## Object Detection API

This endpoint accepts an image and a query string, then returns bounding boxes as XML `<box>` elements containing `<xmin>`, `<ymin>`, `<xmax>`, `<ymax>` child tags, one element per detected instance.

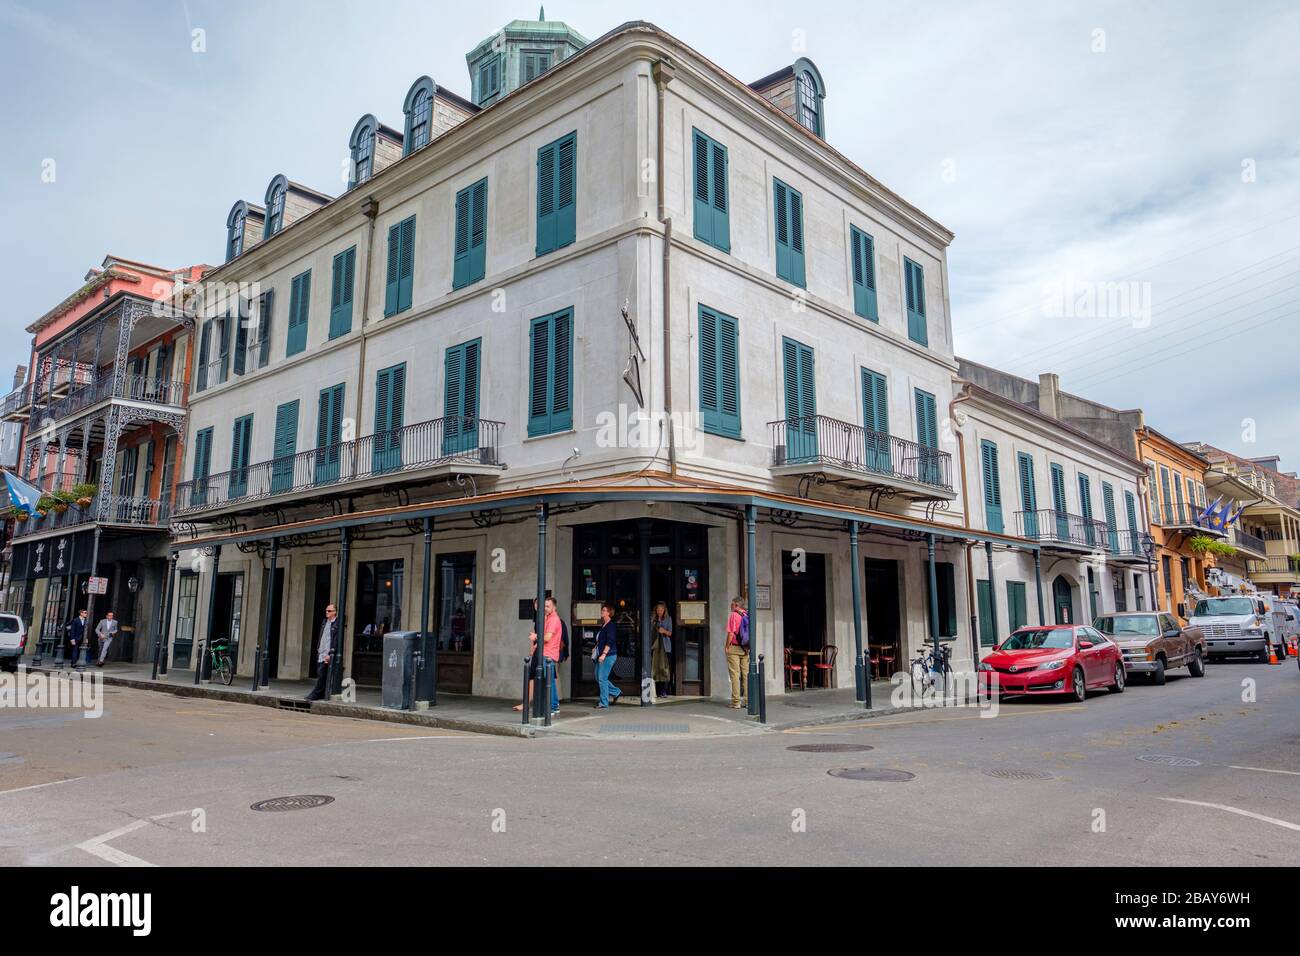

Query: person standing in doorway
<box><xmin>305</xmin><ymin>603</ymin><xmax>340</xmax><ymax>701</ymax></box>
<box><xmin>94</xmin><ymin>611</ymin><xmax>119</xmax><ymax>666</ymax></box>
<box><xmin>651</xmin><ymin>600</ymin><xmax>673</xmax><ymax>698</ymax></box>
<box><xmin>66</xmin><ymin>608</ymin><xmax>88</xmax><ymax>668</ymax></box>
<box><xmin>594</xmin><ymin>602</ymin><xmax>621</xmax><ymax>708</ymax></box>
<box><xmin>528</xmin><ymin>596</ymin><xmax>563</xmax><ymax>715</ymax></box>
<box><xmin>725</xmin><ymin>596</ymin><xmax>749</xmax><ymax>709</ymax></box>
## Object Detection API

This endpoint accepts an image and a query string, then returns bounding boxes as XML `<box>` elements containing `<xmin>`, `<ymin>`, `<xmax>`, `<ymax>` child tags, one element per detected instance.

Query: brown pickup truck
<box><xmin>1092</xmin><ymin>611</ymin><xmax>1207</xmax><ymax>685</ymax></box>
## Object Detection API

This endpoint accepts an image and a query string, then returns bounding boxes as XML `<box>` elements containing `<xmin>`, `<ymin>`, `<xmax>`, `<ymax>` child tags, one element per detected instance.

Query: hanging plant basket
<box><xmin>53</xmin><ymin>502</ymin><xmax>69</xmax><ymax>514</ymax></box>
<box><xmin>13</xmin><ymin>511</ymin><xmax>27</xmax><ymax>523</ymax></box>
<box><xmin>71</xmin><ymin>483</ymin><xmax>98</xmax><ymax>508</ymax></box>
<box><xmin>76</xmin><ymin>497</ymin><xmax>93</xmax><ymax>507</ymax></box>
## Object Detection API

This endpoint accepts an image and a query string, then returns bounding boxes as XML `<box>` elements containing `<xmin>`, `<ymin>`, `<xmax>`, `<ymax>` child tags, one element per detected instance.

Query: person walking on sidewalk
<box><xmin>725</xmin><ymin>596</ymin><xmax>750</xmax><ymax>709</ymax></box>
<box><xmin>66</xmin><ymin>609</ymin><xmax>88</xmax><ymax>668</ymax></box>
<box><xmin>305</xmin><ymin>604</ymin><xmax>340</xmax><ymax>701</ymax></box>
<box><xmin>594</xmin><ymin>602</ymin><xmax>622</xmax><ymax>708</ymax></box>
<box><xmin>94</xmin><ymin>611</ymin><xmax>119</xmax><ymax>666</ymax></box>
<box><xmin>651</xmin><ymin>600</ymin><xmax>673</xmax><ymax>698</ymax></box>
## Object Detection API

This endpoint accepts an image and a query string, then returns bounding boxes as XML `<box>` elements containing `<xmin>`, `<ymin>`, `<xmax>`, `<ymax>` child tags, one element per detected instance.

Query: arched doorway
<box><xmin>1053</xmin><ymin>575</ymin><xmax>1076</xmax><ymax>625</ymax></box>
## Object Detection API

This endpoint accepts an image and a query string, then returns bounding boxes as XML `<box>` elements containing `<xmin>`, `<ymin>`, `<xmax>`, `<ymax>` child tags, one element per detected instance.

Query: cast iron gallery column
<box><xmin>330</xmin><ymin>527</ymin><xmax>351</xmax><ymax>697</ymax></box>
<box><xmin>254</xmin><ymin>537</ymin><xmax>278</xmax><ymax>691</ymax></box>
<box><xmin>533</xmin><ymin>503</ymin><xmax>549</xmax><ymax>724</ymax></box>
<box><xmin>746</xmin><ymin>505</ymin><xmax>759</xmax><ymax>716</ymax></box>
<box><xmin>849</xmin><ymin>520</ymin><xmax>868</xmax><ymax>707</ymax></box>
<box><xmin>639</xmin><ymin>518</ymin><xmax>652</xmax><ymax>706</ymax></box>
<box><xmin>151</xmin><ymin>551</ymin><xmax>177</xmax><ymax>679</ymax></box>
<box><xmin>195</xmin><ymin>544</ymin><xmax>222</xmax><ymax>684</ymax></box>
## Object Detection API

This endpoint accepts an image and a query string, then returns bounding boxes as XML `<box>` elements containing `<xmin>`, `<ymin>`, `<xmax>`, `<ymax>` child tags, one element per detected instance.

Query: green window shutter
<box><xmin>191</xmin><ymin>427</ymin><xmax>213</xmax><ymax>505</ymax></box>
<box><xmin>527</xmin><ymin>309</ymin><xmax>574</xmax><ymax>436</ymax></box>
<box><xmin>229</xmin><ymin>414</ymin><xmax>253</xmax><ymax>497</ymax></box>
<box><xmin>373</xmin><ymin>363</ymin><xmax>406</xmax><ymax>472</ymax></box>
<box><xmin>314</xmin><ymin>384</ymin><xmax>344</xmax><ymax>484</ymax></box>
<box><xmin>233</xmin><ymin>304</ymin><xmax>248</xmax><ymax>376</ymax></box>
<box><xmin>1017</xmin><ymin>452</ymin><xmax>1039</xmax><ymax>538</ymax></box>
<box><xmin>1050</xmin><ymin>462</ymin><xmax>1068</xmax><ymax>539</ymax></box>
<box><xmin>398</xmin><ymin>216</ymin><xmax>415</xmax><ymax>312</ymax></box>
<box><xmin>454</xmin><ymin>179</ymin><xmax>488</xmax><ymax>289</ymax></box>
<box><xmin>1078</xmin><ymin>473</ymin><xmax>1095</xmax><ymax>545</ymax></box>
<box><xmin>258</xmin><ymin>290</ymin><xmax>275</xmax><ymax>368</ymax></box>
<box><xmin>781</xmin><ymin>337</ymin><xmax>817</xmax><ymax>462</ymax></box>
<box><xmin>981</xmin><ymin>439</ymin><xmax>1003</xmax><ymax>533</ymax></box>
<box><xmin>925</xmin><ymin>562</ymin><xmax>958</xmax><ymax>637</ymax></box>
<box><xmin>286</xmin><ymin>270</ymin><xmax>310</xmax><ymax>356</ymax></box>
<box><xmin>1103</xmin><ymin>482</ymin><xmax>1119</xmax><ymax>553</ymax></box>
<box><xmin>384</xmin><ymin>222</ymin><xmax>401</xmax><ymax>316</ymax></box>
<box><xmin>860</xmin><ymin>367</ymin><xmax>889</xmax><ymax>472</ymax></box>
<box><xmin>1125</xmin><ymin>491</ymin><xmax>1139</xmax><ymax>537</ymax></box>
<box><xmin>443</xmin><ymin>340</ymin><xmax>481</xmax><ymax>455</ymax></box>
<box><xmin>905</xmin><ymin>258</ymin><xmax>928</xmax><ymax>346</ymax></box>
<box><xmin>977</xmin><ymin>580</ymin><xmax>995</xmax><ymax>647</ymax></box>
<box><xmin>1007</xmin><ymin>581</ymin><xmax>1028</xmax><ymax>632</ymax></box>
<box><xmin>692</xmin><ymin>130</ymin><xmax>730</xmax><ymax>253</ymax></box>
<box><xmin>196</xmin><ymin>321</ymin><xmax>211</xmax><ymax>391</ymax></box>
<box><xmin>217</xmin><ymin>314</ymin><xmax>231</xmax><ymax>382</ymax></box>
<box><xmin>698</xmin><ymin>306</ymin><xmax>741</xmax><ymax>438</ymax></box>
<box><xmin>329</xmin><ymin>247</ymin><xmax>356</xmax><ymax>338</ymax></box>
<box><xmin>271</xmin><ymin>400</ymin><xmax>298</xmax><ymax>494</ymax></box>
<box><xmin>774</xmin><ymin>179</ymin><xmax>805</xmax><ymax>287</ymax></box>
<box><xmin>850</xmin><ymin>226</ymin><xmax>878</xmax><ymax>321</ymax></box>
<box><xmin>914</xmin><ymin>389</ymin><xmax>937</xmax><ymax>448</ymax></box>
<box><xmin>536</xmin><ymin>133</ymin><xmax>577</xmax><ymax>256</ymax></box>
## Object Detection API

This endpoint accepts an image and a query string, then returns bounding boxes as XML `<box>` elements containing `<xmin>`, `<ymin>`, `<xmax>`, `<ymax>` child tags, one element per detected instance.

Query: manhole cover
<box><xmin>787</xmin><ymin>743</ymin><xmax>874</xmax><ymax>753</ymax></box>
<box><xmin>828</xmin><ymin>767</ymin><xmax>914</xmax><ymax>782</ymax></box>
<box><xmin>1137</xmin><ymin>754</ymin><xmax>1202</xmax><ymax>767</ymax></box>
<box><xmin>983</xmin><ymin>769</ymin><xmax>1053</xmax><ymax>780</ymax></box>
<box><xmin>250</xmin><ymin>794</ymin><xmax>336</xmax><ymax>812</ymax></box>
<box><xmin>599</xmin><ymin>723</ymin><xmax>691</xmax><ymax>734</ymax></box>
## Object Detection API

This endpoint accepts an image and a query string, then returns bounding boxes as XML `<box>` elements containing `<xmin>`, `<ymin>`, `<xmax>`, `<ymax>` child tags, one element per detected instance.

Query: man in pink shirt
<box><xmin>529</xmin><ymin>596</ymin><xmax>563</xmax><ymax>714</ymax></box>
<box><xmin>725</xmin><ymin>595</ymin><xmax>749</xmax><ymax>709</ymax></box>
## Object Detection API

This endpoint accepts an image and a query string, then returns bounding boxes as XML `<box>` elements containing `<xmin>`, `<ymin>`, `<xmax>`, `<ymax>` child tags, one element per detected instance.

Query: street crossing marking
<box><xmin>76</xmin><ymin>809</ymin><xmax>198</xmax><ymax>867</ymax></box>
<box><xmin>1228</xmin><ymin>765</ymin><xmax>1300</xmax><ymax>776</ymax></box>
<box><xmin>0</xmin><ymin>776</ymin><xmax>85</xmax><ymax>797</ymax></box>
<box><xmin>1160</xmin><ymin>797</ymin><xmax>1300</xmax><ymax>832</ymax></box>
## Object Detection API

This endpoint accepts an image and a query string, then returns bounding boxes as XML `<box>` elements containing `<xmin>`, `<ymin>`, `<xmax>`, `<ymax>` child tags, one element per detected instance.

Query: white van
<box><xmin>1190</xmin><ymin>595</ymin><xmax>1275</xmax><ymax>662</ymax></box>
<box><xmin>0</xmin><ymin>612</ymin><xmax>26</xmax><ymax>672</ymax></box>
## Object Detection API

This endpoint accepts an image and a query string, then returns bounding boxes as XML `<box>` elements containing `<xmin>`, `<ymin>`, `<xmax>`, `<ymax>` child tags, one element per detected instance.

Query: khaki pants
<box><xmin>726</xmin><ymin>644</ymin><xmax>749</xmax><ymax>706</ymax></box>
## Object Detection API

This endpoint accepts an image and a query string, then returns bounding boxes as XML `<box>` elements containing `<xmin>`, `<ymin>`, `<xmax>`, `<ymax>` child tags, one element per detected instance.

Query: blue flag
<box><xmin>3</xmin><ymin>470</ymin><xmax>44</xmax><ymax>515</ymax></box>
<box><xmin>1197</xmin><ymin>495</ymin><xmax>1224</xmax><ymax>528</ymax></box>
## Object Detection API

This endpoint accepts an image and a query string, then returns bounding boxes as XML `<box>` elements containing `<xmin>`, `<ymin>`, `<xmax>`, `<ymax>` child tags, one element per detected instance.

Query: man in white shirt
<box><xmin>95</xmin><ymin>611</ymin><xmax>119</xmax><ymax>666</ymax></box>
<box><xmin>305</xmin><ymin>604</ymin><xmax>339</xmax><ymax>701</ymax></box>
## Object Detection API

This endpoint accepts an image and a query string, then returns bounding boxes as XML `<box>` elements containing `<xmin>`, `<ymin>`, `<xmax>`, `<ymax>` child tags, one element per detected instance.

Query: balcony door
<box><xmin>782</xmin><ymin>338</ymin><xmax>817</xmax><ymax>464</ymax></box>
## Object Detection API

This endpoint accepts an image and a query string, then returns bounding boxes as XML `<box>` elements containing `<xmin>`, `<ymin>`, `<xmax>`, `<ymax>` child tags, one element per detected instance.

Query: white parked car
<box><xmin>0</xmin><ymin>612</ymin><xmax>26</xmax><ymax>672</ymax></box>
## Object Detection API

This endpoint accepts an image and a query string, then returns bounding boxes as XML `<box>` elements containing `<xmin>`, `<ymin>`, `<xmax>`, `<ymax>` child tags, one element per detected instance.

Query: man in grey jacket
<box><xmin>304</xmin><ymin>604</ymin><xmax>340</xmax><ymax>701</ymax></box>
<box><xmin>95</xmin><ymin>611</ymin><xmax>119</xmax><ymax>666</ymax></box>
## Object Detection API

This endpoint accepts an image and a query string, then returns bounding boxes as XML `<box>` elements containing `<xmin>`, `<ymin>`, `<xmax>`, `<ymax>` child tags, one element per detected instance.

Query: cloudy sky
<box><xmin>2</xmin><ymin>0</ymin><xmax>1297</xmax><ymax>468</ymax></box>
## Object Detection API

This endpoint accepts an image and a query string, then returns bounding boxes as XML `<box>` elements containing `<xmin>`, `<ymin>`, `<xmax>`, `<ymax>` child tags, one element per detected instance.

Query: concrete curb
<box><xmin>30</xmin><ymin>666</ymin><xmax>534</xmax><ymax>739</ymax></box>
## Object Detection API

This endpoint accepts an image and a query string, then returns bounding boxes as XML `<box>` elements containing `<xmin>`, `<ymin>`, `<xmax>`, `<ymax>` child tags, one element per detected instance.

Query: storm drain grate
<box><xmin>250</xmin><ymin>794</ymin><xmax>335</xmax><ymax>812</ymax></box>
<box><xmin>983</xmin><ymin>769</ymin><xmax>1053</xmax><ymax>780</ymax></box>
<box><xmin>787</xmin><ymin>743</ymin><xmax>875</xmax><ymax>753</ymax></box>
<box><xmin>828</xmin><ymin>767</ymin><xmax>915</xmax><ymax>782</ymax></box>
<box><xmin>599</xmin><ymin>723</ymin><xmax>691</xmax><ymax>734</ymax></box>
<box><xmin>1137</xmin><ymin>754</ymin><xmax>1202</xmax><ymax>767</ymax></box>
<box><xmin>278</xmin><ymin>698</ymin><xmax>313</xmax><ymax>713</ymax></box>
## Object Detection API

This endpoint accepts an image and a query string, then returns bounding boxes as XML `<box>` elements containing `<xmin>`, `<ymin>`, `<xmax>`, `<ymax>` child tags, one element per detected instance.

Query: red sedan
<box><xmin>977</xmin><ymin>624</ymin><xmax>1125</xmax><ymax>701</ymax></box>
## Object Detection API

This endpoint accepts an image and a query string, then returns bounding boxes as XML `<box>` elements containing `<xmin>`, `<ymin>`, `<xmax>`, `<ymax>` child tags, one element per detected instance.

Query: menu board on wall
<box><xmin>677</xmin><ymin>601</ymin><xmax>707</xmax><ymax>625</ymax></box>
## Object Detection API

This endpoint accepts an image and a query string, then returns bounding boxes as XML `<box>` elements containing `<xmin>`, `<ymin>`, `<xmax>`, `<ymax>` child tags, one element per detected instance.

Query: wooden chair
<box><xmin>879</xmin><ymin>645</ymin><xmax>896</xmax><ymax>680</ymax></box>
<box><xmin>812</xmin><ymin>644</ymin><xmax>838</xmax><ymax>688</ymax></box>
<box><xmin>784</xmin><ymin>647</ymin><xmax>806</xmax><ymax>691</ymax></box>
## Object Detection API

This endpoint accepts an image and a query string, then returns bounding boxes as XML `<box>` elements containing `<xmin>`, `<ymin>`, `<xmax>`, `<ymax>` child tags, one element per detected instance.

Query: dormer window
<box><xmin>264</xmin><ymin>176</ymin><xmax>287</xmax><ymax>238</ymax></box>
<box><xmin>797</xmin><ymin>71</ymin><xmax>821</xmax><ymax>136</ymax></box>
<box><xmin>402</xmin><ymin>77</ymin><xmax>436</xmax><ymax>155</ymax></box>
<box><xmin>349</xmin><ymin>116</ymin><xmax>377</xmax><ymax>188</ymax></box>
<box><xmin>225</xmin><ymin>201</ymin><xmax>248</xmax><ymax>263</ymax></box>
<box><xmin>477</xmin><ymin>56</ymin><xmax>501</xmax><ymax>104</ymax></box>
<box><xmin>522</xmin><ymin>50</ymin><xmax>552</xmax><ymax>83</ymax></box>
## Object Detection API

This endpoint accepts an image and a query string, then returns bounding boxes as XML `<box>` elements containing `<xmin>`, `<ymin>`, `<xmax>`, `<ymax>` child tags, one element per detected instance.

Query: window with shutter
<box><xmin>691</xmin><ymin>129</ymin><xmax>730</xmax><ymax>253</ymax></box>
<box><xmin>1125</xmin><ymin>491</ymin><xmax>1139</xmax><ymax>545</ymax></box>
<box><xmin>454</xmin><ymin>178</ymin><xmax>488</xmax><ymax>289</ymax></box>
<box><xmin>698</xmin><ymin>305</ymin><xmax>740</xmax><ymax>439</ymax></box>
<box><xmin>314</xmin><ymin>384</ymin><xmax>345</xmax><ymax>485</ymax></box>
<box><xmin>1158</xmin><ymin>466</ymin><xmax>1172</xmax><ymax>524</ymax></box>
<box><xmin>850</xmin><ymin>226</ymin><xmax>878</xmax><ymax>321</ymax></box>
<box><xmin>329</xmin><ymin>246</ymin><xmax>356</xmax><ymax>339</ymax></box>
<box><xmin>536</xmin><ymin>132</ymin><xmax>577</xmax><ymax>256</ymax></box>
<box><xmin>1007</xmin><ymin>581</ymin><xmax>1028</xmax><ymax>631</ymax></box>
<box><xmin>861</xmin><ymin>368</ymin><xmax>889</xmax><ymax>472</ymax></box>
<box><xmin>286</xmin><ymin>270</ymin><xmax>311</xmax><ymax>356</ymax></box>
<box><xmin>196</xmin><ymin>321</ymin><xmax>212</xmax><ymax>392</ymax></box>
<box><xmin>1018</xmin><ymin>452</ymin><xmax>1039</xmax><ymax>538</ymax></box>
<box><xmin>384</xmin><ymin>216</ymin><xmax>416</xmax><ymax>316</ymax></box>
<box><xmin>1050</xmin><ymin>463</ymin><xmax>1069</xmax><ymax>540</ymax></box>
<box><xmin>229</xmin><ymin>415</ymin><xmax>253</xmax><ymax>498</ymax></box>
<box><xmin>443</xmin><ymin>340</ymin><xmax>481</xmax><ymax>456</ymax></box>
<box><xmin>981</xmin><ymin>439</ymin><xmax>1003</xmax><ymax>533</ymax></box>
<box><xmin>924</xmin><ymin>561</ymin><xmax>958</xmax><ymax>637</ymax></box>
<box><xmin>904</xmin><ymin>258</ymin><xmax>928</xmax><ymax>346</ymax></box>
<box><xmin>257</xmin><ymin>290</ymin><xmax>274</xmax><ymax>368</ymax></box>
<box><xmin>373</xmin><ymin>364</ymin><xmax>406</xmax><ymax>473</ymax></box>
<box><xmin>1078</xmin><ymin>474</ymin><xmax>1095</xmax><ymax>544</ymax></box>
<box><xmin>773</xmin><ymin>178</ymin><xmax>805</xmax><ymax>287</ymax></box>
<box><xmin>271</xmin><ymin>400</ymin><xmax>298</xmax><ymax>494</ymax></box>
<box><xmin>1103</xmin><ymin>481</ymin><xmax>1119</xmax><ymax>553</ymax></box>
<box><xmin>217</xmin><ymin>313</ymin><xmax>231</xmax><ymax>383</ymax></box>
<box><xmin>781</xmin><ymin>337</ymin><xmax>817</xmax><ymax>463</ymax></box>
<box><xmin>913</xmin><ymin>388</ymin><xmax>939</xmax><ymax>484</ymax></box>
<box><xmin>191</xmin><ymin>428</ymin><xmax>213</xmax><ymax>506</ymax></box>
<box><xmin>977</xmin><ymin>579</ymin><xmax>995</xmax><ymax>647</ymax></box>
<box><xmin>233</xmin><ymin>300</ymin><xmax>249</xmax><ymax>376</ymax></box>
<box><xmin>527</xmin><ymin>308</ymin><xmax>574</xmax><ymax>436</ymax></box>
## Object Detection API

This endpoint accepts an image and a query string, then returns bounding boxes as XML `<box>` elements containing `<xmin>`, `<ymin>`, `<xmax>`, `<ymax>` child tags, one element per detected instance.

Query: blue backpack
<box><xmin>738</xmin><ymin>611</ymin><xmax>750</xmax><ymax>648</ymax></box>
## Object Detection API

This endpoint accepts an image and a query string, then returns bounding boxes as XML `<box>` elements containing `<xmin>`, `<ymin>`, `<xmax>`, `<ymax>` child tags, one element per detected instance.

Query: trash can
<box><xmin>381</xmin><ymin>631</ymin><xmax>419</xmax><ymax>710</ymax></box>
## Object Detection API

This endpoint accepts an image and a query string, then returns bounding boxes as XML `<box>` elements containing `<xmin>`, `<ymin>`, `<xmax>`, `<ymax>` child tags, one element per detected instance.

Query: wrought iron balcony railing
<box><xmin>174</xmin><ymin>415</ymin><xmax>504</xmax><ymax>515</ymax></box>
<box><xmin>767</xmin><ymin>415</ymin><xmax>954</xmax><ymax>491</ymax></box>
<box><xmin>1016</xmin><ymin>508</ymin><xmax>1111</xmax><ymax>549</ymax></box>
<box><xmin>1158</xmin><ymin>500</ymin><xmax>1219</xmax><ymax>530</ymax></box>
<box><xmin>11</xmin><ymin>495</ymin><xmax>170</xmax><ymax>538</ymax></box>
<box><xmin>1231</xmin><ymin>528</ymin><xmax>1266</xmax><ymax>555</ymax></box>
<box><xmin>1110</xmin><ymin>528</ymin><xmax>1150</xmax><ymax>558</ymax></box>
<box><xmin>40</xmin><ymin>373</ymin><xmax>187</xmax><ymax>423</ymax></box>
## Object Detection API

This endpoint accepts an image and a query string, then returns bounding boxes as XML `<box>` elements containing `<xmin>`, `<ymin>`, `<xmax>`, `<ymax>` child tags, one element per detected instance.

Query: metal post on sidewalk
<box><xmin>849</xmin><ymin>520</ymin><xmax>867</xmax><ymax>706</ymax></box>
<box><xmin>638</xmin><ymin>517</ymin><xmax>652</xmax><ymax>707</ymax></box>
<box><xmin>157</xmin><ymin>552</ymin><xmax>176</xmax><ymax>677</ymax></box>
<box><xmin>197</xmin><ymin>544</ymin><xmax>221</xmax><ymax>684</ymax></box>
<box><xmin>757</xmin><ymin>654</ymin><xmax>767</xmax><ymax>724</ymax></box>
<box><xmin>254</xmin><ymin>537</ymin><xmax>277</xmax><ymax>691</ymax></box>
<box><xmin>330</xmin><ymin>528</ymin><xmax>350</xmax><ymax>697</ymax></box>
<box><xmin>1033</xmin><ymin>547</ymin><xmax>1046</xmax><ymax>624</ymax></box>
<box><xmin>421</xmin><ymin>516</ymin><xmax>436</xmax><ymax>707</ymax></box>
<box><xmin>926</xmin><ymin>531</ymin><xmax>942</xmax><ymax>656</ymax></box>
<box><xmin>533</xmin><ymin>502</ymin><xmax>548</xmax><ymax>723</ymax></box>
<box><xmin>520</xmin><ymin>657</ymin><xmax>532</xmax><ymax>726</ymax></box>
<box><xmin>745</xmin><ymin>504</ymin><xmax>759</xmax><ymax>717</ymax></box>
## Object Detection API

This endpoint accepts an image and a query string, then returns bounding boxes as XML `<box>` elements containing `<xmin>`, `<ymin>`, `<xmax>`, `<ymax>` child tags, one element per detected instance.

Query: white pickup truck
<box><xmin>0</xmin><ymin>612</ymin><xmax>26</xmax><ymax>672</ymax></box>
<box><xmin>1190</xmin><ymin>596</ymin><xmax>1276</xmax><ymax>662</ymax></box>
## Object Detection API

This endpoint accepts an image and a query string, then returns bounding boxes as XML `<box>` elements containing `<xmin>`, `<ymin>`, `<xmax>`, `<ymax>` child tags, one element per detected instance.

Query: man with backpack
<box><xmin>725</xmin><ymin>595</ymin><xmax>750</xmax><ymax>709</ymax></box>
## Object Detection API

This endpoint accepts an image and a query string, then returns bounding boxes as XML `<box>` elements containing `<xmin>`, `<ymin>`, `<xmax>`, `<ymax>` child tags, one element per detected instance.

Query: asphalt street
<box><xmin>2</xmin><ymin>658</ymin><xmax>1297</xmax><ymax>866</ymax></box>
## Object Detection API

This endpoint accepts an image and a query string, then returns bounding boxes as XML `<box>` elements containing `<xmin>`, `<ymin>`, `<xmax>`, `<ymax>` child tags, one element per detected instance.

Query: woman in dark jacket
<box><xmin>594</xmin><ymin>603</ymin><xmax>621</xmax><ymax>708</ymax></box>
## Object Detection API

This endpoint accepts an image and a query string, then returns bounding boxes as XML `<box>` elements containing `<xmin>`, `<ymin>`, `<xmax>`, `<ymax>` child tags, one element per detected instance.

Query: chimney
<box><xmin>12</xmin><ymin>365</ymin><xmax>26</xmax><ymax>390</ymax></box>
<box><xmin>1038</xmin><ymin>373</ymin><xmax>1061</xmax><ymax>419</ymax></box>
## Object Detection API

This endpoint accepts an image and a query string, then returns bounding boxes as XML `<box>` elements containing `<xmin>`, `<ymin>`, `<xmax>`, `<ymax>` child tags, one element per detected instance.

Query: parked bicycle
<box><xmin>909</xmin><ymin>639</ymin><xmax>954</xmax><ymax>701</ymax></box>
<box><xmin>207</xmin><ymin>638</ymin><xmax>234</xmax><ymax>686</ymax></box>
